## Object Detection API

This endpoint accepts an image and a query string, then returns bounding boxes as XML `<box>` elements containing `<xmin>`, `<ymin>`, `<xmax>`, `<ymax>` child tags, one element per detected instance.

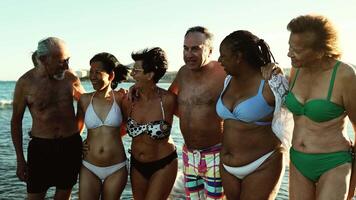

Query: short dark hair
<box><xmin>221</xmin><ymin>30</ymin><xmax>276</xmax><ymax>68</ymax></box>
<box><xmin>131</xmin><ymin>47</ymin><xmax>168</xmax><ymax>83</ymax></box>
<box><xmin>90</xmin><ymin>52</ymin><xmax>128</xmax><ymax>89</ymax></box>
<box><xmin>287</xmin><ymin>14</ymin><xmax>341</xmax><ymax>59</ymax></box>
<box><xmin>185</xmin><ymin>26</ymin><xmax>213</xmax><ymax>48</ymax></box>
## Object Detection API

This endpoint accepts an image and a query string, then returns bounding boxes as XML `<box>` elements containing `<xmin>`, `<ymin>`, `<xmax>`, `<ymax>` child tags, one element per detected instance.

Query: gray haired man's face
<box><xmin>47</xmin><ymin>45</ymin><xmax>70</xmax><ymax>80</ymax></box>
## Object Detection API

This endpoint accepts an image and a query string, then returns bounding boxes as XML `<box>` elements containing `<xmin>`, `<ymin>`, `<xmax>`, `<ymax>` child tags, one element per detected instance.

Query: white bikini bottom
<box><xmin>223</xmin><ymin>150</ymin><xmax>274</xmax><ymax>179</ymax></box>
<box><xmin>82</xmin><ymin>160</ymin><xmax>127</xmax><ymax>183</ymax></box>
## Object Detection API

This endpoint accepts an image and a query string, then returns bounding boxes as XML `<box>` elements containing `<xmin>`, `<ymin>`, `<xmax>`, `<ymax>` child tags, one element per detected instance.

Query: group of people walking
<box><xmin>11</xmin><ymin>14</ymin><xmax>355</xmax><ymax>200</ymax></box>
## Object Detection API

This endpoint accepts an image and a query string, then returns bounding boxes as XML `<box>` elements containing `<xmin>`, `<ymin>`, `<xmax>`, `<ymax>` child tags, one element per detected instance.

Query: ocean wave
<box><xmin>0</xmin><ymin>99</ymin><xmax>12</xmax><ymax>109</ymax></box>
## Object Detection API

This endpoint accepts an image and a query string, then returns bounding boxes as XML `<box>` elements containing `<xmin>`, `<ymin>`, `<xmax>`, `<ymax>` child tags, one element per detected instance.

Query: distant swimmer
<box><xmin>11</xmin><ymin>37</ymin><xmax>85</xmax><ymax>200</ymax></box>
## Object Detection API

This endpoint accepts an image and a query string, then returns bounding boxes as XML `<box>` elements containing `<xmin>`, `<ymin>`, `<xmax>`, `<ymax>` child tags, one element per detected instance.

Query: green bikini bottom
<box><xmin>290</xmin><ymin>147</ymin><xmax>352</xmax><ymax>182</ymax></box>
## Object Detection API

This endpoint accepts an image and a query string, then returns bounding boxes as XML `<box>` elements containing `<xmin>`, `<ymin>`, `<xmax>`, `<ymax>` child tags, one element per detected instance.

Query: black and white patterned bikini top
<box><xmin>126</xmin><ymin>95</ymin><xmax>172</xmax><ymax>140</ymax></box>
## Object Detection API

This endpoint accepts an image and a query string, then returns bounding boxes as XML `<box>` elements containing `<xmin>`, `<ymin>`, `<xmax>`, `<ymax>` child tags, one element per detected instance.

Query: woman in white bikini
<box><xmin>77</xmin><ymin>52</ymin><xmax>128</xmax><ymax>199</ymax></box>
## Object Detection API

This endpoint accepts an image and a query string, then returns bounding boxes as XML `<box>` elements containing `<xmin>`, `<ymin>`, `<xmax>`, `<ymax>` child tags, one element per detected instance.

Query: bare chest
<box><xmin>178</xmin><ymin>75</ymin><xmax>224</xmax><ymax>106</ymax></box>
<box><xmin>26</xmin><ymin>81</ymin><xmax>74</xmax><ymax>111</ymax></box>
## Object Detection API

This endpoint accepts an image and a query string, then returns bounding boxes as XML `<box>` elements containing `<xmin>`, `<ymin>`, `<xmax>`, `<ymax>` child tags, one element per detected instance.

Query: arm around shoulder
<box><xmin>168</xmin><ymin>67</ymin><xmax>183</xmax><ymax>95</ymax></box>
<box><xmin>162</xmin><ymin>90</ymin><xmax>177</xmax><ymax>123</ymax></box>
<box><xmin>76</xmin><ymin>93</ymin><xmax>89</xmax><ymax>134</ymax></box>
<box><xmin>67</xmin><ymin>70</ymin><xmax>85</xmax><ymax>101</ymax></box>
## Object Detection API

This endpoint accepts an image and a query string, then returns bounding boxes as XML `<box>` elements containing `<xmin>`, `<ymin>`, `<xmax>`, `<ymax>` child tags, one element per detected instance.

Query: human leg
<box><xmin>79</xmin><ymin>165</ymin><xmax>102</xmax><ymax>200</ymax></box>
<box><xmin>289</xmin><ymin>147</ymin><xmax>353</xmax><ymax>200</ymax></box>
<box><xmin>316</xmin><ymin>163</ymin><xmax>351</xmax><ymax>200</ymax></box>
<box><xmin>220</xmin><ymin>163</ymin><xmax>241</xmax><ymax>199</ymax></box>
<box><xmin>199</xmin><ymin>145</ymin><xmax>223</xmax><ymax>200</ymax></box>
<box><xmin>182</xmin><ymin>145</ymin><xmax>206</xmax><ymax>199</ymax></box>
<box><xmin>27</xmin><ymin>138</ymin><xmax>51</xmax><ymax>199</ymax></box>
<box><xmin>130</xmin><ymin>166</ymin><xmax>149</xmax><ymax>200</ymax></box>
<box><xmin>56</xmin><ymin>134</ymin><xmax>82</xmax><ymax>191</ymax></box>
<box><xmin>102</xmin><ymin>166</ymin><xmax>128</xmax><ymax>200</ymax></box>
<box><xmin>131</xmin><ymin>151</ymin><xmax>178</xmax><ymax>199</ymax></box>
<box><xmin>27</xmin><ymin>192</ymin><xmax>46</xmax><ymax>200</ymax></box>
<box><xmin>240</xmin><ymin>149</ymin><xmax>284</xmax><ymax>200</ymax></box>
<box><xmin>53</xmin><ymin>188</ymin><xmax>72</xmax><ymax>200</ymax></box>
<box><xmin>143</xmin><ymin>157</ymin><xmax>178</xmax><ymax>200</ymax></box>
<box><xmin>289</xmin><ymin>162</ymin><xmax>315</xmax><ymax>200</ymax></box>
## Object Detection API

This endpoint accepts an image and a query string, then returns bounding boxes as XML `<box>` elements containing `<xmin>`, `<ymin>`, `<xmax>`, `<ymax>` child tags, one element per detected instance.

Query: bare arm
<box><xmin>260</xmin><ymin>63</ymin><xmax>284</xmax><ymax>80</ymax></box>
<box><xmin>116</xmin><ymin>90</ymin><xmax>128</xmax><ymax>137</ymax></box>
<box><xmin>162</xmin><ymin>90</ymin><xmax>177</xmax><ymax>125</ymax></box>
<box><xmin>73</xmin><ymin>77</ymin><xmax>85</xmax><ymax>101</ymax></box>
<box><xmin>67</xmin><ymin>69</ymin><xmax>85</xmax><ymax>101</ymax></box>
<box><xmin>10</xmin><ymin>79</ymin><xmax>27</xmax><ymax>181</ymax></box>
<box><xmin>343</xmin><ymin>66</ymin><xmax>356</xmax><ymax>200</ymax></box>
<box><xmin>168</xmin><ymin>74</ymin><xmax>179</xmax><ymax>117</ymax></box>
<box><xmin>76</xmin><ymin>96</ymin><xmax>86</xmax><ymax>134</ymax></box>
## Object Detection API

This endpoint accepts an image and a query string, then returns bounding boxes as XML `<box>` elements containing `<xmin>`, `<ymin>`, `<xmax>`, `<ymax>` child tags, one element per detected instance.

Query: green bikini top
<box><xmin>285</xmin><ymin>61</ymin><xmax>345</xmax><ymax>122</ymax></box>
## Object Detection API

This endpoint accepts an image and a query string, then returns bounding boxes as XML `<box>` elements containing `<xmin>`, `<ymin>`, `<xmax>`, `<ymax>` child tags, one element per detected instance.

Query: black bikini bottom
<box><xmin>130</xmin><ymin>150</ymin><xmax>177</xmax><ymax>180</ymax></box>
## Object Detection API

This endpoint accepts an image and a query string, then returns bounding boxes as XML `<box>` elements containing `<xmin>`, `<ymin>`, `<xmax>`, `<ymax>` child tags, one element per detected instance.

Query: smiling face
<box><xmin>89</xmin><ymin>61</ymin><xmax>112</xmax><ymax>91</ymax></box>
<box><xmin>288</xmin><ymin>32</ymin><xmax>323</xmax><ymax>68</ymax></box>
<box><xmin>130</xmin><ymin>60</ymin><xmax>145</xmax><ymax>80</ymax></box>
<box><xmin>183</xmin><ymin>32</ymin><xmax>212</xmax><ymax>70</ymax></box>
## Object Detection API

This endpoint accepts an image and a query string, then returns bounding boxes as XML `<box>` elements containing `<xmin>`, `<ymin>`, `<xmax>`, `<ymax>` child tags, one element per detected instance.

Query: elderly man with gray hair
<box><xmin>11</xmin><ymin>37</ymin><xmax>85</xmax><ymax>200</ymax></box>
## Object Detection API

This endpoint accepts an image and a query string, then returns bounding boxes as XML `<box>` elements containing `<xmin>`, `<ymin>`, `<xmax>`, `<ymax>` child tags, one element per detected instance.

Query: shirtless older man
<box><xmin>169</xmin><ymin>26</ymin><xmax>226</xmax><ymax>199</ymax></box>
<box><xmin>11</xmin><ymin>37</ymin><xmax>85</xmax><ymax>200</ymax></box>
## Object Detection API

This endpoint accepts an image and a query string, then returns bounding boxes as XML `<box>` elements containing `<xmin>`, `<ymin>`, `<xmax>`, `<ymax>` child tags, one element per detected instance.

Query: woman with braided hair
<box><xmin>216</xmin><ymin>30</ymin><xmax>291</xmax><ymax>199</ymax></box>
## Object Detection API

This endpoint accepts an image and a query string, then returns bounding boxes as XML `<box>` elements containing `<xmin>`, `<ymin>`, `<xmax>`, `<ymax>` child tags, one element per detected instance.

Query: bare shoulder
<box><xmin>175</xmin><ymin>65</ymin><xmax>189</xmax><ymax>80</ymax></box>
<box><xmin>159</xmin><ymin>88</ymin><xmax>176</xmax><ymax>101</ymax></box>
<box><xmin>169</xmin><ymin>66</ymin><xmax>185</xmax><ymax>94</ymax></box>
<box><xmin>210</xmin><ymin>60</ymin><xmax>223</xmax><ymax>69</ymax></box>
<box><xmin>79</xmin><ymin>92</ymin><xmax>93</xmax><ymax>106</ymax></box>
<box><xmin>65</xmin><ymin>69</ymin><xmax>80</xmax><ymax>82</ymax></box>
<box><xmin>158</xmin><ymin>88</ymin><xmax>176</xmax><ymax>110</ymax></box>
<box><xmin>208</xmin><ymin>61</ymin><xmax>226</xmax><ymax>77</ymax></box>
<box><xmin>16</xmin><ymin>69</ymin><xmax>36</xmax><ymax>89</ymax></box>
<box><xmin>114</xmin><ymin>88</ymin><xmax>127</xmax><ymax>102</ymax></box>
<box><xmin>338</xmin><ymin>62</ymin><xmax>356</xmax><ymax>84</ymax></box>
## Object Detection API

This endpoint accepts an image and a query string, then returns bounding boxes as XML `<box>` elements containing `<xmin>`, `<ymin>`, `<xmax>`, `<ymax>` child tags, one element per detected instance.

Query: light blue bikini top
<box><xmin>216</xmin><ymin>75</ymin><xmax>274</xmax><ymax>125</ymax></box>
<box><xmin>84</xmin><ymin>91</ymin><xmax>123</xmax><ymax>129</ymax></box>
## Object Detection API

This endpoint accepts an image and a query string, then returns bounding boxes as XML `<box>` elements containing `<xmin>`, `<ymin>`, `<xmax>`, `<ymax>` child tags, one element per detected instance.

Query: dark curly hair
<box><xmin>90</xmin><ymin>52</ymin><xmax>128</xmax><ymax>89</ymax></box>
<box><xmin>131</xmin><ymin>47</ymin><xmax>168</xmax><ymax>83</ymax></box>
<box><xmin>221</xmin><ymin>30</ymin><xmax>276</xmax><ymax>68</ymax></box>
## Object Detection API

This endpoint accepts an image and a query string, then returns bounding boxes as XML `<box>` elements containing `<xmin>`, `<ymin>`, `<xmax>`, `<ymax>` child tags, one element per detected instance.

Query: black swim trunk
<box><xmin>27</xmin><ymin>133</ymin><xmax>82</xmax><ymax>193</ymax></box>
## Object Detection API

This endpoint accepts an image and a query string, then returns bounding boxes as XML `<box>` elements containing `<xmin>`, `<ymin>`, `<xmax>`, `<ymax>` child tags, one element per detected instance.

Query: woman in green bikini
<box><xmin>285</xmin><ymin>15</ymin><xmax>356</xmax><ymax>200</ymax></box>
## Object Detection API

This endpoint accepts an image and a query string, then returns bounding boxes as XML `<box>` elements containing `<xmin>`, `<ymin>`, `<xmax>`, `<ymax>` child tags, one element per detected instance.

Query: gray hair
<box><xmin>185</xmin><ymin>26</ymin><xmax>214</xmax><ymax>48</ymax></box>
<box><xmin>36</xmin><ymin>37</ymin><xmax>65</xmax><ymax>57</ymax></box>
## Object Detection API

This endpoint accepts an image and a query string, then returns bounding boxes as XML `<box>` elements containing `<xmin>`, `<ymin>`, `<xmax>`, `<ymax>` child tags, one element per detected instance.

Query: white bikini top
<box><xmin>84</xmin><ymin>91</ymin><xmax>123</xmax><ymax>129</ymax></box>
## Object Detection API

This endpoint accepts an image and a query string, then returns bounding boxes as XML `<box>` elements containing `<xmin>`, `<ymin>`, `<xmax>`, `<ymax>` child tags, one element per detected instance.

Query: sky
<box><xmin>1</xmin><ymin>0</ymin><xmax>356</xmax><ymax>81</ymax></box>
